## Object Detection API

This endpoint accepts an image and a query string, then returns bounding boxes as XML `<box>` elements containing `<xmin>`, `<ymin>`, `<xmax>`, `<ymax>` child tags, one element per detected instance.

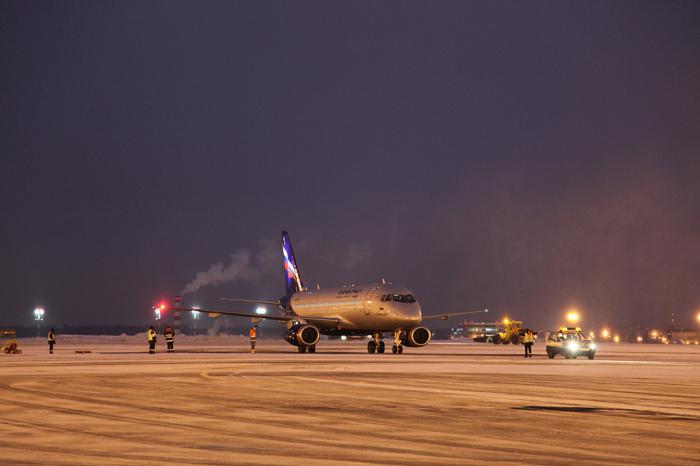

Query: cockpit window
<box><xmin>381</xmin><ymin>294</ymin><xmax>416</xmax><ymax>304</ymax></box>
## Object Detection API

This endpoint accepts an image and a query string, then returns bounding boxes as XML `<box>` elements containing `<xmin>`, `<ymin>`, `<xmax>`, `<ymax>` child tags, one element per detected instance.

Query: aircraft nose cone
<box><xmin>397</xmin><ymin>304</ymin><xmax>422</xmax><ymax>323</ymax></box>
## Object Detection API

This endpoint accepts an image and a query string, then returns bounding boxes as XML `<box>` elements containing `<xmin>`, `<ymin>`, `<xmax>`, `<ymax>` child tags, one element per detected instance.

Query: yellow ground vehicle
<box><xmin>491</xmin><ymin>319</ymin><xmax>523</xmax><ymax>345</ymax></box>
<box><xmin>546</xmin><ymin>327</ymin><xmax>596</xmax><ymax>359</ymax></box>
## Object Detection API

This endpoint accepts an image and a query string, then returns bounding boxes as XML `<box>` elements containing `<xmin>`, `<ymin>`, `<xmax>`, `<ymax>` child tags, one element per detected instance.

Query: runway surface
<box><xmin>1</xmin><ymin>337</ymin><xmax>699</xmax><ymax>465</ymax></box>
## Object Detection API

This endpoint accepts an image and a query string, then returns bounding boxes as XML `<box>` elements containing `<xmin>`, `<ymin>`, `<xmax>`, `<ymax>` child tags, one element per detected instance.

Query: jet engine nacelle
<box><xmin>402</xmin><ymin>326</ymin><xmax>432</xmax><ymax>347</ymax></box>
<box><xmin>285</xmin><ymin>324</ymin><xmax>321</xmax><ymax>347</ymax></box>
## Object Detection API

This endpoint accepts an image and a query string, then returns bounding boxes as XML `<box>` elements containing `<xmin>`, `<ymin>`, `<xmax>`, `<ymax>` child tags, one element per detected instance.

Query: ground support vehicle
<box><xmin>546</xmin><ymin>327</ymin><xmax>596</xmax><ymax>359</ymax></box>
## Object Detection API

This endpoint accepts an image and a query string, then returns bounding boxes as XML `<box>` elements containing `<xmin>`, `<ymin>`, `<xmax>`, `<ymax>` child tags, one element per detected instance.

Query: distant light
<box><xmin>651</xmin><ymin>330</ymin><xmax>658</xmax><ymax>338</ymax></box>
<box><xmin>154</xmin><ymin>309</ymin><xmax>161</xmax><ymax>320</ymax></box>
<box><xmin>601</xmin><ymin>328</ymin><xmax>610</xmax><ymax>339</ymax></box>
<box><xmin>503</xmin><ymin>317</ymin><xmax>510</xmax><ymax>325</ymax></box>
<box><xmin>613</xmin><ymin>334</ymin><xmax>620</xmax><ymax>343</ymax></box>
<box><xmin>191</xmin><ymin>307</ymin><xmax>199</xmax><ymax>319</ymax></box>
<box><xmin>33</xmin><ymin>308</ymin><xmax>45</xmax><ymax>320</ymax></box>
<box><xmin>255</xmin><ymin>306</ymin><xmax>267</xmax><ymax>315</ymax></box>
<box><xmin>589</xmin><ymin>331</ymin><xmax>595</xmax><ymax>339</ymax></box>
<box><xmin>636</xmin><ymin>336</ymin><xmax>643</xmax><ymax>343</ymax></box>
<box><xmin>565</xmin><ymin>310</ymin><xmax>580</xmax><ymax>323</ymax></box>
<box><xmin>340</xmin><ymin>335</ymin><xmax>347</xmax><ymax>341</ymax></box>
<box><xmin>484</xmin><ymin>309</ymin><xmax>488</xmax><ymax>313</ymax></box>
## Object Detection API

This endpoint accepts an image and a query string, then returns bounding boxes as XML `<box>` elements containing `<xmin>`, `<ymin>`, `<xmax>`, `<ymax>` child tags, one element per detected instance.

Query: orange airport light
<box><xmin>565</xmin><ymin>309</ymin><xmax>580</xmax><ymax>324</ymax></box>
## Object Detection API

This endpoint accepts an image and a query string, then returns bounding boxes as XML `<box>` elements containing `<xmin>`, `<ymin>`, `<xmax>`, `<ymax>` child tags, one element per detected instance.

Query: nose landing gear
<box><xmin>391</xmin><ymin>329</ymin><xmax>404</xmax><ymax>354</ymax></box>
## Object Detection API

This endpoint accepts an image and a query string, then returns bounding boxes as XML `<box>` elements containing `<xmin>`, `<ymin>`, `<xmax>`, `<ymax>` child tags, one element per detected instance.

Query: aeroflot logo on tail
<box><xmin>282</xmin><ymin>242</ymin><xmax>302</xmax><ymax>291</ymax></box>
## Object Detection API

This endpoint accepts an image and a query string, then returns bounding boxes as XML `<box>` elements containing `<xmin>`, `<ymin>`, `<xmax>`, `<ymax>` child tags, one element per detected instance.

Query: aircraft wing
<box><xmin>170</xmin><ymin>307</ymin><xmax>340</xmax><ymax>325</ymax></box>
<box><xmin>422</xmin><ymin>309</ymin><xmax>489</xmax><ymax>321</ymax></box>
<box><xmin>220</xmin><ymin>298</ymin><xmax>282</xmax><ymax>306</ymax></box>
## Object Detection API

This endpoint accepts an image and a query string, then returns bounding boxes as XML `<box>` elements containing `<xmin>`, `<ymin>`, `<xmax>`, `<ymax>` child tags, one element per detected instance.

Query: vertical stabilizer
<box><xmin>282</xmin><ymin>231</ymin><xmax>304</xmax><ymax>296</ymax></box>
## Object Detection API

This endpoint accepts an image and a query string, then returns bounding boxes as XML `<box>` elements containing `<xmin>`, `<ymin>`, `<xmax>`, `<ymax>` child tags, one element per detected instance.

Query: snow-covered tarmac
<box><xmin>1</xmin><ymin>337</ymin><xmax>699</xmax><ymax>465</ymax></box>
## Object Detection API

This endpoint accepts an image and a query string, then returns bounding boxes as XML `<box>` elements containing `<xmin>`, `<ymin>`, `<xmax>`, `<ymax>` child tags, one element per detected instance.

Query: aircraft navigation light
<box><xmin>565</xmin><ymin>309</ymin><xmax>580</xmax><ymax>323</ymax></box>
<box><xmin>255</xmin><ymin>306</ymin><xmax>267</xmax><ymax>315</ymax></box>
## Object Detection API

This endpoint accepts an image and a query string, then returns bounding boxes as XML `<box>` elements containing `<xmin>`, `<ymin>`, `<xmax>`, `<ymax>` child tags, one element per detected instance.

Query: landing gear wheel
<box><xmin>308</xmin><ymin>345</ymin><xmax>316</xmax><ymax>353</ymax></box>
<box><xmin>367</xmin><ymin>340</ymin><xmax>376</xmax><ymax>354</ymax></box>
<box><xmin>378</xmin><ymin>341</ymin><xmax>385</xmax><ymax>354</ymax></box>
<box><xmin>298</xmin><ymin>345</ymin><xmax>307</xmax><ymax>353</ymax></box>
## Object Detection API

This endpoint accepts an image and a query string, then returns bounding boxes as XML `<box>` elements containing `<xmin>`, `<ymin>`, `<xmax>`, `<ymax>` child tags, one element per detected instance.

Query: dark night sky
<box><xmin>1</xmin><ymin>1</ymin><xmax>698</xmax><ymax>330</ymax></box>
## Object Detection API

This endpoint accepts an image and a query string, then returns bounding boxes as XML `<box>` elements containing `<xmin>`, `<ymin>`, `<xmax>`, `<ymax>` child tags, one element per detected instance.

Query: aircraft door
<box><xmin>364</xmin><ymin>287</ymin><xmax>378</xmax><ymax>316</ymax></box>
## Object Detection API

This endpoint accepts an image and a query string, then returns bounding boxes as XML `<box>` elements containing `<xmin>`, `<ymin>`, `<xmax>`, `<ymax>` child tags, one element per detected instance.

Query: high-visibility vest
<box><xmin>148</xmin><ymin>330</ymin><xmax>156</xmax><ymax>342</ymax></box>
<box><xmin>524</xmin><ymin>333</ymin><xmax>534</xmax><ymax>344</ymax></box>
<box><xmin>249</xmin><ymin>328</ymin><xmax>257</xmax><ymax>339</ymax></box>
<box><xmin>48</xmin><ymin>332</ymin><xmax>55</xmax><ymax>342</ymax></box>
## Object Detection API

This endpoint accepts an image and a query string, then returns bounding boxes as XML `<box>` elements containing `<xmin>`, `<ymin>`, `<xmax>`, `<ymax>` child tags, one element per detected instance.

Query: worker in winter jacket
<box><xmin>147</xmin><ymin>326</ymin><xmax>157</xmax><ymax>354</ymax></box>
<box><xmin>164</xmin><ymin>326</ymin><xmax>175</xmax><ymax>353</ymax></box>
<box><xmin>47</xmin><ymin>328</ymin><xmax>56</xmax><ymax>354</ymax></box>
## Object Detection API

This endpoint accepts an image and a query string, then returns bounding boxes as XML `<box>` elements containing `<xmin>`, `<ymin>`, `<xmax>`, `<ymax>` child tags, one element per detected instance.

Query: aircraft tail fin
<box><xmin>282</xmin><ymin>231</ymin><xmax>304</xmax><ymax>296</ymax></box>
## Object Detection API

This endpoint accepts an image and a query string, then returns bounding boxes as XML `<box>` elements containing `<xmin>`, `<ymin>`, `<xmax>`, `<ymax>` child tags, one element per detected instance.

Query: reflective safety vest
<box><xmin>47</xmin><ymin>331</ymin><xmax>55</xmax><ymax>342</ymax></box>
<box><xmin>147</xmin><ymin>329</ymin><xmax>156</xmax><ymax>342</ymax></box>
<box><xmin>523</xmin><ymin>333</ymin><xmax>535</xmax><ymax>344</ymax></box>
<box><xmin>249</xmin><ymin>328</ymin><xmax>257</xmax><ymax>340</ymax></box>
<box><xmin>164</xmin><ymin>330</ymin><xmax>174</xmax><ymax>342</ymax></box>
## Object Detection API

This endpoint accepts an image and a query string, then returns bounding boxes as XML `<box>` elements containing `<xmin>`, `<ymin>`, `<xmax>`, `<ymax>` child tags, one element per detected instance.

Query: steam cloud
<box><xmin>180</xmin><ymin>239</ymin><xmax>277</xmax><ymax>295</ymax></box>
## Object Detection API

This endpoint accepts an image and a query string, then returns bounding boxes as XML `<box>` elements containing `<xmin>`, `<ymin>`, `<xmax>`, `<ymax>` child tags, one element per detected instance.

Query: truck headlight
<box><xmin>589</xmin><ymin>342</ymin><xmax>596</xmax><ymax>350</ymax></box>
<box><xmin>567</xmin><ymin>341</ymin><xmax>579</xmax><ymax>351</ymax></box>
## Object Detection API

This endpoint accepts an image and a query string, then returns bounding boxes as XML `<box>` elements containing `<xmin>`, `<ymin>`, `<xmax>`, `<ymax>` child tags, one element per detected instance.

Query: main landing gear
<box><xmin>367</xmin><ymin>333</ymin><xmax>385</xmax><ymax>353</ymax></box>
<box><xmin>367</xmin><ymin>330</ymin><xmax>404</xmax><ymax>354</ymax></box>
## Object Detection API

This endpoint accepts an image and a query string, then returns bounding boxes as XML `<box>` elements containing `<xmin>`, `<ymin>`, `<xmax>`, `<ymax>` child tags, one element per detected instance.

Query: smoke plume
<box><xmin>180</xmin><ymin>239</ymin><xmax>277</xmax><ymax>294</ymax></box>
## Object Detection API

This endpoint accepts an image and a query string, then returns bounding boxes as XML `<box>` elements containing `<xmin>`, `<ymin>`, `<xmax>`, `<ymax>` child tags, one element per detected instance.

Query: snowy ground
<box><xmin>1</xmin><ymin>337</ymin><xmax>699</xmax><ymax>465</ymax></box>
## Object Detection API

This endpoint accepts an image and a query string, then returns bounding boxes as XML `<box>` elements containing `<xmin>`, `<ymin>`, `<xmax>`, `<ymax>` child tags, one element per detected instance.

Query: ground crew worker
<box><xmin>147</xmin><ymin>326</ymin><xmax>157</xmax><ymax>354</ymax></box>
<box><xmin>47</xmin><ymin>328</ymin><xmax>56</xmax><ymax>354</ymax></box>
<box><xmin>523</xmin><ymin>328</ymin><xmax>535</xmax><ymax>358</ymax></box>
<box><xmin>249</xmin><ymin>326</ymin><xmax>257</xmax><ymax>354</ymax></box>
<box><xmin>164</xmin><ymin>325</ymin><xmax>175</xmax><ymax>353</ymax></box>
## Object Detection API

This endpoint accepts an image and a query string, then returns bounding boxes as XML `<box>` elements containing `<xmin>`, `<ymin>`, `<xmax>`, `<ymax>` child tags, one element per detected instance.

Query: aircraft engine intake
<box><xmin>285</xmin><ymin>324</ymin><xmax>321</xmax><ymax>347</ymax></box>
<box><xmin>402</xmin><ymin>326</ymin><xmax>432</xmax><ymax>347</ymax></box>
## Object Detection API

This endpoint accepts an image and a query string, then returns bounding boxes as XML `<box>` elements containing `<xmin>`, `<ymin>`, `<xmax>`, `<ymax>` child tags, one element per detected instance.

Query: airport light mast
<box><xmin>191</xmin><ymin>306</ymin><xmax>200</xmax><ymax>336</ymax></box>
<box><xmin>33</xmin><ymin>307</ymin><xmax>45</xmax><ymax>337</ymax></box>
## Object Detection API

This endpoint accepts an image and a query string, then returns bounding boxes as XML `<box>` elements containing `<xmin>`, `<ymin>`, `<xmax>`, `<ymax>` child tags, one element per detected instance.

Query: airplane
<box><xmin>171</xmin><ymin>231</ymin><xmax>487</xmax><ymax>354</ymax></box>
